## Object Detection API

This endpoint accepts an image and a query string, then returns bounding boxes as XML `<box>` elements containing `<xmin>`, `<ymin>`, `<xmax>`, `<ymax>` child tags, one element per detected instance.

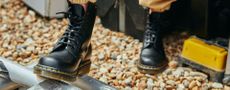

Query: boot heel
<box><xmin>77</xmin><ymin>60</ymin><xmax>91</xmax><ymax>76</ymax></box>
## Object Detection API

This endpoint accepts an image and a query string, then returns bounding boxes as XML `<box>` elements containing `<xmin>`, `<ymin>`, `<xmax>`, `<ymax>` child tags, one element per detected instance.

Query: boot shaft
<box><xmin>66</xmin><ymin>2</ymin><xmax>96</xmax><ymax>41</ymax></box>
<box><xmin>147</xmin><ymin>12</ymin><xmax>171</xmax><ymax>34</ymax></box>
<box><xmin>143</xmin><ymin>12</ymin><xmax>171</xmax><ymax>49</ymax></box>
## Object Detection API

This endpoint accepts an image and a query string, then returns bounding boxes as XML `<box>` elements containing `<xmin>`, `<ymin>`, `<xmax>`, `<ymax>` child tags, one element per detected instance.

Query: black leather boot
<box><xmin>34</xmin><ymin>2</ymin><xmax>96</xmax><ymax>82</ymax></box>
<box><xmin>137</xmin><ymin>12</ymin><xmax>169</xmax><ymax>74</ymax></box>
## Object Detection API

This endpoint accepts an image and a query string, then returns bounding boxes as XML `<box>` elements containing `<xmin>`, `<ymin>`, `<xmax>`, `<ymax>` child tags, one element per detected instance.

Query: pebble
<box><xmin>177</xmin><ymin>84</ymin><xmax>185</xmax><ymax>90</ymax></box>
<box><xmin>211</xmin><ymin>82</ymin><xmax>223</xmax><ymax>89</ymax></box>
<box><xmin>201</xmin><ymin>83</ymin><xmax>210</xmax><ymax>90</ymax></box>
<box><xmin>23</xmin><ymin>15</ymin><xmax>33</xmax><ymax>23</ymax></box>
<box><xmin>138</xmin><ymin>80</ymin><xmax>146</xmax><ymax>89</ymax></box>
<box><xmin>99</xmin><ymin>67</ymin><xmax>108</xmax><ymax>73</ymax></box>
<box><xmin>224</xmin><ymin>85</ymin><xmax>230</xmax><ymax>90</ymax></box>
<box><xmin>26</xmin><ymin>46</ymin><xmax>35</xmax><ymax>51</ymax></box>
<box><xmin>160</xmin><ymin>82</ymin><xmax>166</xmax><ymax>88</ymax></box>
<box><xmin>0</xmin><ymin>24</ymin><xmax>8</xmax><ymax>32</ymax></box>
<box><xmin>169</xmin><ymin>60</ymin><xmax>178</xmax><ymax>68</ymax></box>
<box><xmin>172</xmin><ymin>67</ymin><xmax>184</xmax><ymax>78</ymax></box>
<box><xmin>189</xmin><ymin>80</ymin><xmax>197</xmax><ymax>89</ymax></box>
<box><xmin>146</xmin><ymin>78</ymin><xmax>154</xmax><ymax>90</ymax></box>
<box><xmin>124</xmin><ymin>77</ymin><xmax>132</xmax><ymax>85</ymax></box>
<box><xmin>192</xmin><ymin>86</ymin><xmax>199</xmax><ymax>90</ymax></box>
<box><xmin>28</xmin><ymin>10</ymin><xmax>35</xmax><ymax>16</ymax></box>
<box><xmin>99</xmin><ymin>76</ymin><xmax>108</xmax><ymax>84</ymax></box>
<box><xmin>166</xmin><ymin>80</ymin><xmax>176</xmax><ymax>86</ymax></box>
<box><xmin>24</xmin><ymin>38</ymin><xmax>34</xmax><ymax>45</ymax></box>
<box><xmin>124</xmin><ymin>87</ymin><xmax>132</xmax><ymax>90</ymax></box>
<box><xmin>110</xmin><ymin>52</ymin><xmax>118</xmax><ymax>60</ymax></box>
<box><xmin>189</xmin><ymin>72</ymin><xmax>208</xmax><ymax>79</ymax></box>
<box><xmin>98</xmin><ymin>52</ymin><xmax>105</xmax><ymax>60</ymax></box>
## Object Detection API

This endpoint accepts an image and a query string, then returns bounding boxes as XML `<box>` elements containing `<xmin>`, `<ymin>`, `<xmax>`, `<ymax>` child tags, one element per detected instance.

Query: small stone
<box><xmin>117</xmin><ymin>55</ymin><xmax>123</xmax><ymax>61</ymax></box>
<box><xmin>184</xmin><ymin>71</ymin><xmax>189</xmax><ymax>77</ymax></box>
<box><xmin>196</xmin><ymin>80</ymin><xmax>201</xmax><ymax>87</ymax></box>
<box><xmin>136</xmin><ymin>73</ymin><xmax>145</xmax><ymax>79</ymax></box>
<box><xmin>224</xmin><ymin>85</ymin><xmax>230</xmax><ymax>90</ymax></box>
<box><xmin>153</xmin><ymin>87</ymin><xmax>158</xmax><ymax>90</ymax></box>
<box><xmin>154</xmin><ymin>82</ymin><xmax>160</xmax><ymax>87</ymax></box>
<box><xmin>2</xmin><ymin>42</ymin><xmax>9</xmax><ymax>48</ymax></box>
<box><xmin>26</xmin><ymin>46</ymin><xmax>35</xmax><ymax>51</ymax></box>
<box><xmin>211</xmin><ymin>82</ymin><xmax>223</xmax><ymax>89</ymax></box>
<box><xmin>138</xmin><ymin>80</ymin><xmax>146</xmax><ymax>89</ymax></box>
<box><xmin>172</xmin><ymin>67</ymin><xmax>184</xmax><ymax>78</ymax></box>
<box><xmin>167</xmin><ymin>75</ymin><xmax>174</xmax><ymax>80</ymax></box>
<box><xmin>23</xmin><ymin>58</ymin><xmax>31</xmax><ymax>63</ymax></box>
<box><xmin>12</xmin><ymin>52</ymin><xmax>18</xmax><ymax>59</ymax></box>
<box><xmin>177</xmin><ymin>84</ymin><xmax>185</xmax><ymax>90</ymax></box>
<box><xmin>110</xmin><ymin>52</ymin><xmax>117</xmax><ymax>60</ymax></box>
<box><xmin>2</xmin><ymin>51</ymin><xmax>11</xmax><ymax>57</ymax></box>
<box><xmin>147</xmin><ymin>78</ymin><xmax>154</xmax><ymax>90</ymax></box>
<box><xmin>16</xmin><ymin>45</ymin><xmax>27</xmax><ymax>50</ymax></box>
<box><xmin>24</xmin><ymin>38</ymin><xmax>34</xmax><ymax>45</ymax></box>
<box><xmin>160</xmin><ymin>82</ymin><xmax>166</xmax><ymax>88</ymax></box>
<box><xmin>169</xmin><ymin>60</ymin><xmax>178</xmax><ymax>68</ymax></box>
<box><xmin>194</xmin><ymin>76</ymin><xmax>204</xmax><ymax>81</ymax></box>
<box><xmin>145</xmin><ymin>74</ymin><xmax>157</xmax><ymax>80</ymax></box>
<box><xmin>201</xmin><ymin>83</ymin><xmax>210</xmax><ymax>90</ymax></box>
<box><xmin>163</xmin><ymin>68</ymin><xmax>173</xmax><ymax>75</ymax></box>
<box><xmin>28</xmin><ymin>10</ymin><xmax>35</xmax><ymax>16</ymax></box>
<box><xmin>165</xmin><ymin>85</ymin><xmax>174</xmax><ymax>89</ymax></box>
<box><xmin>0</xmin><ymin>24</ymin><xmax>8</xmax><ymax>32</ymax></box>
<box><xmin>99</xmin><ymin>68</ymin><xmax>108</xmax><ymax>73</ymax></box>
<box><xmin>91</xmin><ymin>64</ymin><xmax>98</xmax><ymax>69</ymax></box>
<box><xmin>124</xmin><ymin>77</ymin><xmax>132</xmax><ymax>85</ymax></box>
<box><xmin>98</xmin><ymin>52</ymin><xmax>105</xmax><ymax>60</ymax></box>
<box><xmin>192</xmin><ymin>86</ymin><xmax>199</xmax><ymax>90</ymax></box>
<box><xmin>189</xmin><ymin>72</ymin><xmax>208</xmax><ymax>79</ymax></box>
<box><xmin>116</xmin><ymin>73</ymin><xmax>123</xmax><ymax>80</ymax></box>
<box><xmin>124</xmin><ymin>86</ymin><xmax>132</xmax><ymax>90</ymax></box>
<box><xmin>99</xmin><ymin>77</ymin><xmax>108</xmax><ymax>84</ymax></box>
<box><xmin>113</xmin><ymin>80</ymin><xmax>119</xmax><ymax>86</ymax></box>
<box><xmin>189</xmin><ymin>80</ymin><xmax>197</xmax><ymax>89</ymax></box>
<box><xmin>24</xmin><ymin>15</ymin><xmax>32</xmax><ymax>23</ymax></box>
<box><xmin>166</xmin><ymin>80</ymin><xmax>175</xmax><ymax>86</ymax></box>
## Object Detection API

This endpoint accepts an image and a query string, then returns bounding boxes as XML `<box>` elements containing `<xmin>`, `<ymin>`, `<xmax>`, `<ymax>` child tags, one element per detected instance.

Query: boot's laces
<box><xmin>56</xmin><ymin>12</ymin><xmax>84</xmax><ymax>50</ymax></box>
<box><xmin>144</xmin><ymin>17</ymin><xmax>161</xmax><ymax>47</ymax></box>
<box><xmin>145</xmin><ymin>30</ymin><xmax>156</xmax><ymax>45</ymax></box>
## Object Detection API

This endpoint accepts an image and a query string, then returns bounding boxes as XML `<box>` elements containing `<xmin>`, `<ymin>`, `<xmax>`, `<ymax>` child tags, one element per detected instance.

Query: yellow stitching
<box><xmin>35</xmin><ymin>61</ymin><xmax>91</xmax><ymax>76</ymax></box>
<box><xmin>137</xmin><ymin>62</ymin><xmax>167</xmax><ymax>70</ymax></box>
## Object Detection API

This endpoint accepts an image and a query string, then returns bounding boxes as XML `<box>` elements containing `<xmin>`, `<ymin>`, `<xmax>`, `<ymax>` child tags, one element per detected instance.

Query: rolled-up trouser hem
<box><xmin>69</xmin><ymin>0</ymin><xmax>96</xmax><ymax>4</ymax></box>
<box><xmin>69</xmin><ymin>0</ymin><xmax>176</xmax><ymax>12</ymax></box>
<box><xmin>139</xmin><ymin>0</ymin><xmax>176</xmax><ymax>12</ymax></box>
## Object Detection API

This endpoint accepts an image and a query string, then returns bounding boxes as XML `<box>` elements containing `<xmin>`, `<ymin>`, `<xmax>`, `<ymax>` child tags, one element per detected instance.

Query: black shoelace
<box><xmin>145</xmin><ymin>30</ymin><xmax>157</xmax><ymax>46</ymax></box>
<box><xmin>56</xmin><ymin>12</ymin><xmax>84</xmax><ymax>50</ymax></box>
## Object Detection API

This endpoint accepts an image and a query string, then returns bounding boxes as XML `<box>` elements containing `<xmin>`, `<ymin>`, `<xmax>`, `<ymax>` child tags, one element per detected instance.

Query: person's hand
<box><xmin>139</xmin><ymin>0</ymin><xmax>176</xmax><ymax>13</ymax></box>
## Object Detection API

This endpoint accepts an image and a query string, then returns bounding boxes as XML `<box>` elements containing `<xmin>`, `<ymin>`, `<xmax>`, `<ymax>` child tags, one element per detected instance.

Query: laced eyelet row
<box><xmin>56</xmin><ymin>12</ymin><xmax>84</xmax><ymax>50</ymax></box>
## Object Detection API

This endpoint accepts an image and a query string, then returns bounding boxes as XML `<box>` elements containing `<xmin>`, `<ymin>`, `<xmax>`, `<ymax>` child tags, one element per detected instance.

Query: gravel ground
<box><xmin>1</xmin><ymin>0</ymin><xmax>230</xmax><ymax>90</ymax></box>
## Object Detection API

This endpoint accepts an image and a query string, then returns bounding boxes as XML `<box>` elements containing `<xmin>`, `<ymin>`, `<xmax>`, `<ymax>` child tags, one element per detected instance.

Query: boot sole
<box><xmin>34</xmin><ymin>60</ymin><xmax>91</xmax><ymax>83</ymax></box>
<box><xmin>137</xmin><ymin>62</ymin><xmax>168</xmax><ymax>75</ymax></box>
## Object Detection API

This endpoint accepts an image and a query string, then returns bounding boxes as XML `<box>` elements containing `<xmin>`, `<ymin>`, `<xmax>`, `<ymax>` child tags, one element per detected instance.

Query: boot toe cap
<box><xmin>38</xmin><ymin>56</ymin><xmax>60</xmax><ymax>68</ymax></box>
<box><xmin>140</xmin><ymin>49</ymin><xmax>168</xmax><ymax>67</ymax></box>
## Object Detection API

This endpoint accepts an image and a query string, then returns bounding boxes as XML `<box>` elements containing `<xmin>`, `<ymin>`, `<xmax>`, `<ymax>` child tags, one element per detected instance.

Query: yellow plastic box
<box><xmin>181</xmin><ymin>37</ymin><xmax>227</xmax><ymax>72</ymax></box>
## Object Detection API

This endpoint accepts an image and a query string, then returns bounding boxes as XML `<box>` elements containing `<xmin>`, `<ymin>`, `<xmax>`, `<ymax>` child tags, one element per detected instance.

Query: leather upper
<box><xmin>139</xmin><ymin>13</ymin><xmax>168</xmax><ymax>68</ymax></box>
<box><xmin>38</xmin><ymin>3</ymin><xmax>96</xmax><ymax>73</ymax></box>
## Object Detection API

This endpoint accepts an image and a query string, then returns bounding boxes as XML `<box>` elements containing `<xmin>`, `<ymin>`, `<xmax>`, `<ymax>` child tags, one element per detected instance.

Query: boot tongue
<box><xmin>69</xmin><ymin>4</ymin><xmax>85</xmax><ymax>26</ymax></box>
<box><xmin>71</xmin><ymin>4</ymin><xmax>85</xmax><ymax>17</ymax></box>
